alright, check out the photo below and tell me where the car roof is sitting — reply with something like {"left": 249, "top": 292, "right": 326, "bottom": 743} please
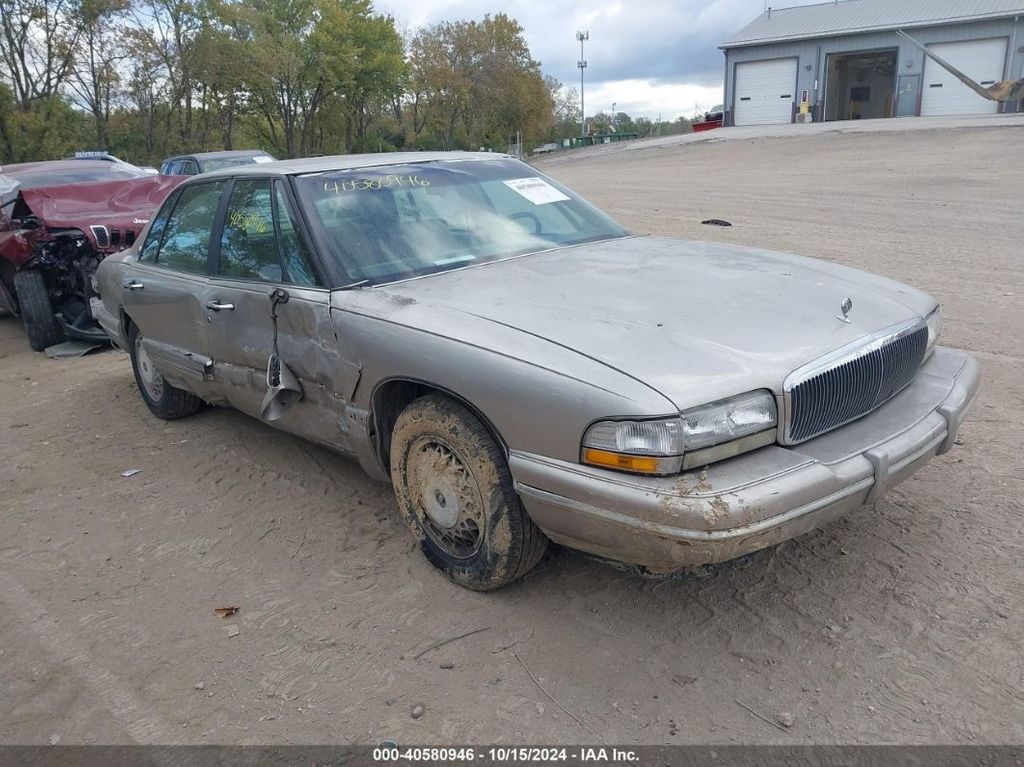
{"left": 194, "top": 151, "right": 512, "bottom": 180}
{"left": 165, "top": 150, "right": 274, "bottom": 162}
{"left": 2, "top": 159, "right": 109, "bottom": 175}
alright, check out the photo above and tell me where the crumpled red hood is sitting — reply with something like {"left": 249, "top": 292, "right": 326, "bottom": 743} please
{"left": 16, "top": 175, "right": 187, "bottom": 251}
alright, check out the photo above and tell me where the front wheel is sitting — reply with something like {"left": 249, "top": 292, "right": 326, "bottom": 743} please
{"left": 13, "top": 269, "right": 64, "bottom": 351}
{"left": 390, "top": 394, "right": 548, "bottom": 590}
{"left": 127, "top": 322, "right": 202, "bottom": 420}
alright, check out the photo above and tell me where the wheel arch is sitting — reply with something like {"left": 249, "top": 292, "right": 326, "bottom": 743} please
{"left": 119, "top": 306, "right": 133, "bottom": 340}
{"left": 370, "top": 377, "right": 509, "bottom": 474}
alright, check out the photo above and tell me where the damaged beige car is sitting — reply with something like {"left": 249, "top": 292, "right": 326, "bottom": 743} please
{"left": 93, "top": 153, "right": 979, "bottom": 590}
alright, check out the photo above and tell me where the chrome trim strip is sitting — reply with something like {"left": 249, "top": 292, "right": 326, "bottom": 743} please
{"left": 682, "top": 428, "right": 777, "bottom": 470}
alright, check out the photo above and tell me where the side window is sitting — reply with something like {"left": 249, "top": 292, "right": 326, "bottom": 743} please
{"left": 182, "top": 160, "right": 200, "bottom": 175}
{"left": 219, "top": 179, "right": 282, "bottom": 282}
{"left": 159, "top": 161, "right": 172, "bottom": 175}
{"left": 138, "top": 191, "right": 179, "bottom": 263}
{"left": 273, "top": 181, "right": 320, "bottom": 287}
{"left": 155, "top": 181, "right": 224, "bottom": 273}
{"left": 165, "top": 160, "right": 184, "bottom": 175}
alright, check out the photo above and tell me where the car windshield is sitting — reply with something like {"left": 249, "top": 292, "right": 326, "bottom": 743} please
{"left": 200, "top": 155, "right": 274, "bottom": 173}
{"left": 293, "top": 158, "right": 629, "bottom": 286}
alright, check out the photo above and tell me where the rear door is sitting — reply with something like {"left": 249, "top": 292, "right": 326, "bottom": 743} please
{"left": 202, "top": 176, "right": 359, "bottom": 450}
{"left": 120, "top": 180, "right": 226, "bottom": 399}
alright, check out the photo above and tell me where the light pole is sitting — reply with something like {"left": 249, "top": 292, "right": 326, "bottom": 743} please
{"left": 576, "top": 31, "right": 588, "bottom": 136}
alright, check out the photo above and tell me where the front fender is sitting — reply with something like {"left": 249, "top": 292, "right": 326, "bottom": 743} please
{"left": 332, "top": 297, "right": 676, "bottom": 467}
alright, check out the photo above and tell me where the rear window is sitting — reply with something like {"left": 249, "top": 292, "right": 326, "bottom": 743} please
{"left": 199, "top": 155, "right": 275, "bottom": 173}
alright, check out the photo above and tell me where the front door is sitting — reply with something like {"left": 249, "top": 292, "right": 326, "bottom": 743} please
{"left": 896, "top": 74, "right": 921, "bottom": 117}
{"left": 121, "top": 180, "right": 226, "bottom": 400}
{"left": 202, "top": 177, "right": 360, "bottom": 451}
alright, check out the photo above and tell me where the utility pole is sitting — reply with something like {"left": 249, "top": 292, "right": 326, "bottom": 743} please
{"left": 576, "top": 31, "right": 589, "bottom": 136}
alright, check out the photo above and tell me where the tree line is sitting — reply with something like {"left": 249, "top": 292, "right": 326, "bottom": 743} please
{"left": 0, "top": 0, "right": 693, "bottom": 165}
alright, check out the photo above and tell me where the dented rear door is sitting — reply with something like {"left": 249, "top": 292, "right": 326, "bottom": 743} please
{"left": 122, "top": 180, "right": 223, "bottom": 397}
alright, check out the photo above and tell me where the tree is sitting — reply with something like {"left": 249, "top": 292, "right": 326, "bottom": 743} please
{"left": 547, "top": 78, "right": 580, "bottom": 139}
{"left": 130, "top": 0, "right": 203, "bottom": 145}
{"left": 0, "top": 0, "right": 83, "bottom": 107}
{"left": 409, "top": 13, "right": 552, "bottom": 151}
{"left": 67, "top": 0, "right": 130, "bottom": 148}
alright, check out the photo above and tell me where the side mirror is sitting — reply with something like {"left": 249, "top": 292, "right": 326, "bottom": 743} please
{"left": 261, "top": 353, "right": 303, "bottom": 421}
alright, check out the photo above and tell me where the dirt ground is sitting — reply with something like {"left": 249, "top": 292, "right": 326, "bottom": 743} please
{"left": 2, "top": 124, "right": 1022, "bottom": 746}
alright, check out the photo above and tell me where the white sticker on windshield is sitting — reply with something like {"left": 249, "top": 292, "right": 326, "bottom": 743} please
{"left": 503, "top": 177, "right": 570, "bottom": 205}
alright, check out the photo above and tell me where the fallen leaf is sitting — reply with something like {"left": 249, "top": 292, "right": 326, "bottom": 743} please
{"left": 214, "top": 606, "right": 240, "bottom": 618}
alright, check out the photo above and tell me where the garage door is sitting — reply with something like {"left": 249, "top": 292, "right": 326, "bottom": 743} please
{"left": 921, "top": 38, "right": 1006, "bottom": 116}
{"left": 734, "top": 58, "right": 797, "bottom": 126}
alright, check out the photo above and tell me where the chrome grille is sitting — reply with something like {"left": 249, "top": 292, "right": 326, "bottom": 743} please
{"left": 784, "top": 320, "right": 928, "bottom": 444}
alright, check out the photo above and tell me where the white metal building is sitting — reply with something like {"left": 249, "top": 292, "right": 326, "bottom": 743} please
{"left": 720, "top": 0, "right": 1024, "bottom": 126}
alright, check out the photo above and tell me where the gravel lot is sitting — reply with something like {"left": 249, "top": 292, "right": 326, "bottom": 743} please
{"left": 1, "top": 123, "right": 1022, "bottom": 746}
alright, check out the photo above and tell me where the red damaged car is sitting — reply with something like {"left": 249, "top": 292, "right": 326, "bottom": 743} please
{"left": 0, "top": 160, "right": 186, "bottom": 350}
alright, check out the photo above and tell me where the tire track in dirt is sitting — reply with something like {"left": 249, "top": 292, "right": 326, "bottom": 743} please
{"left": 0, "top": 569, "right": 179, "bottom": 743}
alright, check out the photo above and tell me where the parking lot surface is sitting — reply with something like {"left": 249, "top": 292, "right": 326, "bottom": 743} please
{"left": 1, "top": 123, "right": 1021, "bottom": 745}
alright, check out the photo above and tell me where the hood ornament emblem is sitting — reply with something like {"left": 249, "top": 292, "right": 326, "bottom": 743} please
{"left": 836, "top": 297, "right": 853, "bottom": 324}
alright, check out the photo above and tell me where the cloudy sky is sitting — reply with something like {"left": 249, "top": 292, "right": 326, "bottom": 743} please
{"left": 376, "top": 0, "right": 825, "bottom": 119}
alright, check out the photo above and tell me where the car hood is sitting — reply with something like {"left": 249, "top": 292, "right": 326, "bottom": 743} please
{"left": 13, "top": 175, "right": 187, "bottom": 252}
{"left": 357, "top": 236, "right": 936, "bottom": 411}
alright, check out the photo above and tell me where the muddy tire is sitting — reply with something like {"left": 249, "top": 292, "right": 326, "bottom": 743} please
{"left": 127, "top": 322, "right": 201, "bottom": 420}
{"left": 390, "top": 394, "right": 548, "bottom": 590}
{"left": 13, "top": 269, "right": 64, "bottom": 351}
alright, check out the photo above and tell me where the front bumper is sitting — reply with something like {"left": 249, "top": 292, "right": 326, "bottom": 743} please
{"left": 90, "top": 297, "right": 127, "bottom": 351}
{"left": 511, "top": 346, "right": 979, "bottom": 572}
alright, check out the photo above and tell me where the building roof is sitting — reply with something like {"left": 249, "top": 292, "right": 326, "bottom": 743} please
{"left": 722, "top": 0, "right": 1024, "bottom": 48}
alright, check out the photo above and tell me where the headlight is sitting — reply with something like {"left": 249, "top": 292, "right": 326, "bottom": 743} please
{"left": 680, "top": 389, "right": 777, "bottom": 454}
{"left": 581, "top": 390, "right": 778, "bottom": 476}
{"left": 581, "top": 418, "right": 683, "bottom": 475}
{"left": 925, "top": 306, "right": 942, "bottom": 356}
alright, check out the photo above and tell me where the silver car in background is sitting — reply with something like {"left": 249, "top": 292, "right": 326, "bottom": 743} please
{"left": 93, "top": 152, "right": 979, "bottom": 590}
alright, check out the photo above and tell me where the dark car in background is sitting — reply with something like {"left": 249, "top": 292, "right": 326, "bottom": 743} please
{"left": 0, "top": 160, "right": 186, "bottom": 350}
{"left": 159, "top": 150, "right": 275, "bottom": 176}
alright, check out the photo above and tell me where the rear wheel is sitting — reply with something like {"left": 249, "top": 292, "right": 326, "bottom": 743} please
{"left": 127, "top": 322, "right": 201, "bottom": 420}
{"left": 13, "top": 269, "right": 63, "bottom": 351}
{"left": 390, "top": 394, "right": 548, "bottom": 590}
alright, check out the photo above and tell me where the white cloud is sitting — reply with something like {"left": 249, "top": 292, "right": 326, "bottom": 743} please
{"left": 376, "top": 0, "right": 826, "bottom": 117}
{"left": 583, "top": 79, "right": 725, "bottom": 120}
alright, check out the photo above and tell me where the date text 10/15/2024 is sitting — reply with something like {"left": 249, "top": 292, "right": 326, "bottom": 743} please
{"left": 372, "top": 747, "right": 640, "bottom": 763}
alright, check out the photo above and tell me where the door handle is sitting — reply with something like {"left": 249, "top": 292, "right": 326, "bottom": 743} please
{"left": 123, "top": 279, "right": 144, "bottom": 291}
{"left": 205, "top": 300, "right": 235, "bottom": 311}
